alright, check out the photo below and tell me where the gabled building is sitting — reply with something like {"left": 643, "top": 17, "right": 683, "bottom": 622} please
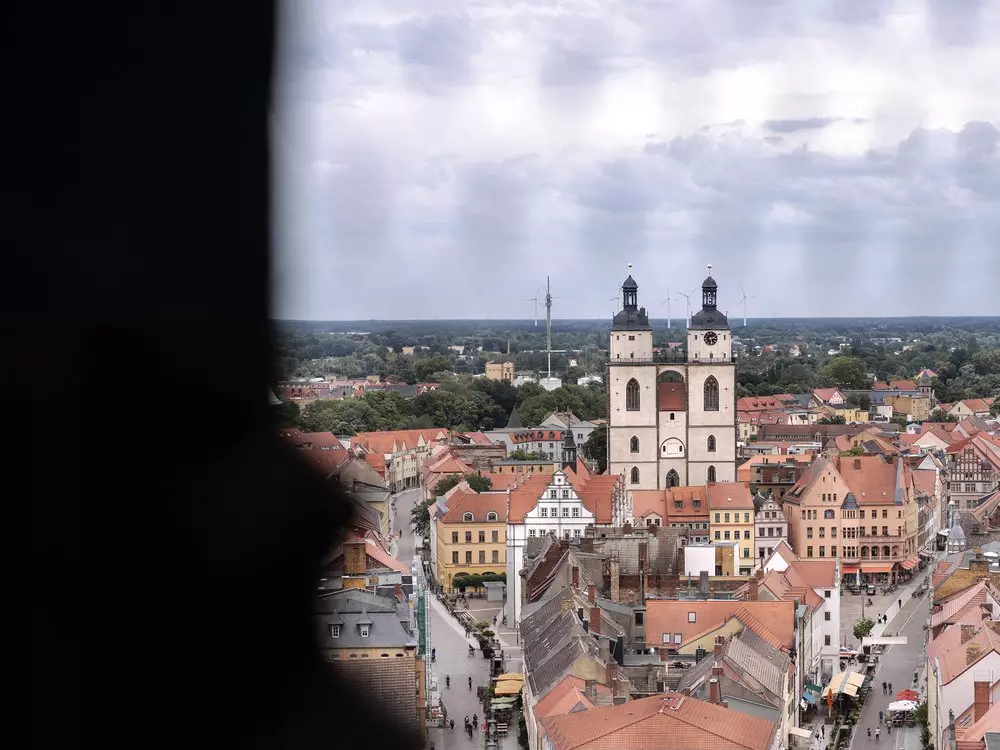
{"left": 754, "top": 493, "right": 789, "bottom": 564}
{"left": 314, "top": 588, "right": 423, "bottom": 742}
{"left": 352, "top": 429, "right": 449, "bottom": 492}
{"left": 944, "top": 435, "right": 1000, "bottom": 511}
{"left": 432, "top": 481, "right": 507, "bottom": 592}
{"left": 707, "top": 483, "right": 756, "bottom": 575}
{"left": 644, "top": 599, "right": 796, "bottom": 657}
{"left": 632, "top": 484, "right": 710, "bottom": 542}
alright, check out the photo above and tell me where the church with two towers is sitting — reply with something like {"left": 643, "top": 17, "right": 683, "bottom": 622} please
{"left": 606, "top": 266, "right": 737, "bottom": 490}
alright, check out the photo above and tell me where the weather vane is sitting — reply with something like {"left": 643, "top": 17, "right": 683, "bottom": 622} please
{"left": 627, "top": 262, "right": 632, "bottom": 273}
{"left": 708, "top": 263, "right": 712, "bottom": 274}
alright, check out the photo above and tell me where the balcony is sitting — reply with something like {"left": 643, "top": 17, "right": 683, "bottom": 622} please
{"left": 855, "top": 534, "right": 905, "bottom": 546}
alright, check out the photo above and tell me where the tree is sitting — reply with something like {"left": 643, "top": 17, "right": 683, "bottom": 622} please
{"left": 853, "top": 617, "right": 875, "bottom": 641}
{"left": 819, "top": 356, "right": 870, "bottom": 390}
{"left": 410, "top": 499, "right": 433, "bottom": 537}
{"left": 465, "top": 474, "right": 493, "bottom": 493}
{"left": 508, "top": 449, "right": 548, "bottom": 460}
{"left": 818, "top": 415, "right": 846, "bottom": 425}
{"left": 433, "top": 475, "right": 463, "bottom": 496}
{"left": 582, "top": 424, "right": 607, "bottom": 473}
{"left": 991, "top": 398, "right": 1000, "bottom": 418}
{"left": 274, "top": 399, "right": 300, "bottom": 428}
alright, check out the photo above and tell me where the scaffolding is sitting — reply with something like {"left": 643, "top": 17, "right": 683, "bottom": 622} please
{"left": 413, "top": 560, "right": 442, "bottom": 726}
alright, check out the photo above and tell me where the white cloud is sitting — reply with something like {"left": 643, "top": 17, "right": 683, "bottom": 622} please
{"left": 273, "top": 0, "right": 1000, "bottom": 319}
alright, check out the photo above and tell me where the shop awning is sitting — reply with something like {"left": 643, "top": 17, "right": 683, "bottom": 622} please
{"left": 494, "top": 680, "right": 523, "bottom": 696}
{"left": 496, "top": 673, "right": 524, "bottom": 682}
{"left": 823, "top": 670, "right": 866, "bottom": 698}
{"left": 842, "top": 566, "right": 859, "bottom": 575}
{"left": 806, "top": 682, "right": 824, "bottom": 693}
{"left": 859, "top": 562, "right": 894, "bottom": 574}
{"left": 801, "top": 690, "right": 818, "bottom": 704}
{"left": 900, "top": 556, "right": 919, "bottom": 571}
{"left": 919, "top": 550, "right": 935, "bottom": 558}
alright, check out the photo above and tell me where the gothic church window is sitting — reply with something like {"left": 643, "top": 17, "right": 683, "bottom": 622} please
{"left": 630, "top": 466, "right": 640, "bottom": 484}
{"left": 626, "top": 378, "right": 641, "bottom": 411}
{"left": 666, "top": 470, "right": 679, "bottom": 488}
{"left": 630, "top": 436, "right": 640, "bottom": 453}
{"left": 707, "top": 435, "right": 716, "bottom": 452}
{"left": 703, "top": 376, "right": 720, "bottom": 412}
{"left": 707, "top": 465, "right": 717, "bottom": 483}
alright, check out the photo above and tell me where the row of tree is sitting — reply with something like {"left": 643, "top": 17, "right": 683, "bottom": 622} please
{"left": 294, "top": 376, "right": 609, "bottom": 436}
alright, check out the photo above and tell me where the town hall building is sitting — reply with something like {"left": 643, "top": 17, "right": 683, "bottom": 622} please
{"left": 607, "top": 265, "right": 738, "bottom": 490}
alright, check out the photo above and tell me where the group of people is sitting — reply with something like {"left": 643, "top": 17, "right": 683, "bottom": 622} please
{"left": 447, "top": 714, "right": 478, "bottom": 739}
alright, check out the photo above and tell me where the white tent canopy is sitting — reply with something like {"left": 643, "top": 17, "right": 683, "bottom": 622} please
{"left": 887, "top": 700, "right": 918, "bottom": 713}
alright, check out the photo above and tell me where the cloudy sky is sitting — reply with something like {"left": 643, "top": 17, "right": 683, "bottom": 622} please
{"left": 272, "top": 0, "right": 1000, "bottom": 321}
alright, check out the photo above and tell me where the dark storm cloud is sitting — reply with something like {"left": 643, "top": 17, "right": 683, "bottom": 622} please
{"left": 762, "top": 117, "right": 842, "bottom": 133}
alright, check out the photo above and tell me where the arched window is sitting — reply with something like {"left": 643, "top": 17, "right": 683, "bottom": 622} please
{"left": 630, "top": 466, "right": 640, "bottom": 484}
{"left": 824, "top": 509, "right": 835, "bottom": 520}
{"left": 486, "top": 511, "right": 498, "bottom": 522}
{"left": 630, "top": 436, "right": 640, "bottom": 453}
{"left": 670, "top": 412, "right": 675, "bottom": 421}
{"left": 666, "top": 470, "right": 679, "bottom": 488}
{"left": 707, "top": 465, "right": 717, "bottom": 483}
{"left": 625, "top": 379, "right": 641, "bottom": 411}
{"left": 707, "top": 435, "right": 716, "bottom": 452}
{"left": 703, "top": 376, "right": 720, "bottom": 412}
{"left": 463, "top": 512, "right": 474, "bottom": 522}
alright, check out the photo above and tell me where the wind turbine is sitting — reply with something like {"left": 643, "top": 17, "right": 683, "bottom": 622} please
{"left": 676, "top": 289, "right": 695, "bottom": 329}
{"left": 527, "top": 287, "right": 544, "bottom": 326}
{"left": 660, "top": 289, "right": 676, "bottom": 330}
{"left": 738, "top": 286, "right": 757, "bottom": 327}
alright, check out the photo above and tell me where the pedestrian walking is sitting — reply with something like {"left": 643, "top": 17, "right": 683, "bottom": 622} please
{"left": 898, "top": 598, "right": 902, "bottom": 610}
{"left": 867, "top": 727, "right": 872, "bottom": 741}
{"left": 875, "top": 726, "right": 880, "bottom": 743}
{"left": 878, "top": 710, "right": 883, "bottom": 723}
{"left": 888, "top": 682, "right": 892, "bottom": 693}
{"left": 882, "top": 681, "right": 887, "bottom": 695}
{"left": 821, "top": 725, "right": 825, "bottom": 738}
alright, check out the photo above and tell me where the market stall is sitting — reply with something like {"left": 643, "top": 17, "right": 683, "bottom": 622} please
{"left": 886, "top": 700, "right": 918, "bottom": 726}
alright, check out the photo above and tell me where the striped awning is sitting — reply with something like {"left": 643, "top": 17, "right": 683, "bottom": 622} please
{"left": 900, "top": 556, "right": 920, "bottom": 570}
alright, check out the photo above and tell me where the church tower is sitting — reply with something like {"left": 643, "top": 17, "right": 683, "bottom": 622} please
{"left": 607, "top": 265, "right": 658, "bottom": 489}
{"left": 685, "top": 265, "right": 737, "bottom": 485}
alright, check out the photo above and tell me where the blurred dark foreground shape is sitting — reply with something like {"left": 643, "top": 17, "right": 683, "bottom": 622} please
{"left": 11, "top": 1, "right": 422, "bottom": 748}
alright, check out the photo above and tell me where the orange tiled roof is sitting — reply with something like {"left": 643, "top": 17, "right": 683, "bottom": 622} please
{"left": 540, "top": 692, "right": 776, "bottom": 750}
{"left": 534, "top": 674, "right": 608, "bottom": 734}
{"left": 873, "top": 380, "right": 918, "bottom": 391}
{"left": 507, "top": 475, "right": 556, "bottom": 523}
{"left": 300, "top": 448, "right": 351, "bottom": 477}
{"left": 706, "top": 482, "right": 755, "bottom": 510}
{"left": 835, "top": 455, "right": 903, "bottom": 505}
{"left": 657, "top": 382, "right": 686, "bottom": 411}
{"left": 929, "top": 623, "right": 1000, "bottom": 684}
{"left": 736, "top": 397, "right": 787, "bottom": 412}
{"left": 645, "top": 600, "right": 796, "bottom": 652}
{"left": 440, "top": 485, "right": 507, "bottom": 524}
{"left": 634, "top": 485, "right": 708, "bottom": 522}
{"left": 352, "top": 428, "right": 448, "bottom": 455}
{"left": 812, "top": 388, "right": 841, "bottom": 402}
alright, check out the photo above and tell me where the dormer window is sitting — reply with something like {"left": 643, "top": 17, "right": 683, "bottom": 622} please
{"left": 330, "top": 624, "right": 341, "bottom": 638}
{"left": 360, "top": 625, "right": 370, "bottom": 638}
{"left": 487, "top": 512, "right": 498, "bottom": 521}
{"left": 463, "top": 512, "right": 474, "bottom": 522}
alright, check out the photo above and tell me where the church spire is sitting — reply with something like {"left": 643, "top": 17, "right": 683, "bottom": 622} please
{"left": 611, "top": 263, "right": 650, "bottom": 331}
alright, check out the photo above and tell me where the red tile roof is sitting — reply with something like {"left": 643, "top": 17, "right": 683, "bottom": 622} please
{"left": 540, "top": 692, "right": 776, "bottom": 750}
{"left": 352, "top": 429, "right": 448, "bottom": 455}
{"left": 736, "top": 397, "right": 787, "bottom": 412}
{"left": 633, "top": 485, "right": 708, "bottom": 522}
{"left": 645, "top": 600, "right": 796, "bottom": 652}
{"left": 657, "top": 382, "right": 687, "bottom": 411}
{"left": 440, "top": 485, "right": 507, "bottom": 524}
{"left": 873, "top": 380, "right": 918, "bottom": 391}
{"left": 706, "top": 482, "right": 755, "bottom": 510}
{"left": 812, "top": 388, "right": 841, "bottom": 403}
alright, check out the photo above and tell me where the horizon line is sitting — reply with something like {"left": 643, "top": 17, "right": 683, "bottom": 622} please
{"left": 274, "top": 314, "right": 1000, "bottom": 324}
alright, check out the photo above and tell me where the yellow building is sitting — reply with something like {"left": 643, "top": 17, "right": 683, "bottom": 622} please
{"left": 706, "top": 483, "right": 756, "bottom": 575}
{"left": 485, "top": 360, "right": 515, "bottom": 382}
{"left": 884, "top": 394, "right": 931, "bottom": 422}
{"left": 823, "top": 404, "right": 869, "bottom": 424}
{"left": 433, "top": 483, "right": 507, "bottom": 591}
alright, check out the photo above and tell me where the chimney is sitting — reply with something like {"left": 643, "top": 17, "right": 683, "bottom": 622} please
{"left": 961, "top": 624, "right": 978, "bottom": 644}
{"left": 584, "top": 679, "right": 597, "bottom": 699}
{"left": 748, "top": 577, "right": 759, "bottom": 601}
{"left": 588, "top": 584, "right": 596, "bottom": 604}
{"left": 580, "top": 537, "right": 594, "bottom": 553}
{"left": 572, "top": 566, "right": 580, "bottom": 590}
{"left": 606, "top": 660, "right": 618, "bottom": 698}
{"left": 948, "top": 710, "right": 956, "bottom": 746}
{"left": 343, "top": 541, "right": 367, "bottom": 576}
{"left": 610, "top": 559, "right": 621, "bottom": 603}
{"left": 624, "top": 522, "right": 633, "bottom": 535}
{"left": 755, "top": 567, "right": 765, "bottom": 581}
{"left": 656, "top": 679, "right": 665, "bottom": 693}
{"left": 708, "top": 677, "right": 721, "bottom": 705}
{"left": 590, "top": 606, "right": 602, "bottom": 635}
{"left": 713, "top": 635, "right": 724, "bottom": 659}
{"left": 974, "top": 680, "right": 990, "bottom": 723}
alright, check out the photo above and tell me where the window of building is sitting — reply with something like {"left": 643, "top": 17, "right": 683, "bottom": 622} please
{"left": 492, "top": 550, "right": 499, "bottom": 563}
{"left": 819, "top": 528, "right": 825, "bottom": 538}
{"left": 724, "top": 531, "right": 731, "bottom": 540}
{"left": 831, "top": 527, "right": 837, "bottom": 538}
{"left": 631, "top": 466, "right": 640, "bottom": 484}
{"left": 491, "top": 530, "right": 499, "bottom": 543}
{"left": 528, "top": 529, "right": 536, "bottom": 537}
{"left": 562, "top": 507, "right": 569, "bottom": 517}
{"left": 724, "top": 513, "right": 730, "bottom": 523}
{"left": 819, "top": 546, "right": 825, "bottom": 557}
{"left": 635, "top": 612, "right": 644, "bottom": 625}
{"left": 573, "top": 529, "right": 581, "bottom": 537}
{"left": 360, "top": 625, "right": 370, "bottom": 638}
{"left": 487, "top": 511, "right": 498, "bottom": 522}
{"left": 807, "top": 546, "right": 813, "bottom": 558}
{"left": 882, "top": 509, "right": 888, "bottom": 519}
{"left": 479, "top": 531, "right": 486, "bottom": 543}
{"left": 451, "top": 532, "right": 459, "bottom": 543}
{"left": 743, "top": 548, "right": 750, "bottom": 558}
{"left": 707, "top": 435, "right": 717, "bottom": 452}
{"left": 825, "top": 611, "right": 831, "bottom": 621}
{"left": 562, "top": 490, "right": 569, "bottom": 499}
{"left": 743, "top": 530, "right": 750, "bottom": 539}
{"left": 693, "top": 499, "right": 701, "bottom": 510}
{"left": 465, "top": 551, "right": 472, "bottom": 564}
{"left": 707, "top": 465, "right": 717, "bottom": 483}
{"left": 824, "top": 509, "right": 835, "bottom": 519}
{"left": 670, "top": 412, "right": 675, "bottom": 421}
{"left": 807, "top": 527, "right": 813, "bottom": 538}
{"left": 630, "top": 436, "right": 640, "bottom": 453}
{"left": 549, "top": 490, "right": 557, "bottom": 499}
{"left": 541, "top": 508, "right": 548, "bottom": 517}
{"left": 703, "top": 376, "right": 720, "bottom": 411}
{"left": 825, "top": 635, "right": 832, "bottom": 646}
{"left": 452, "top": 551, "right": 459, "bottom": 563}
{"left": 831, "top": 546, "right": 837, "bottom": 557}
{"left": 626, "top": 379, "right": 641, "bottom": 411}
{"left": 331, "top": 624, "right": 341, "bottom": 638}
{"left": 759, "top": 527, "right": 765, "bottom": 537}
{"left": 465, "top": 531, "right": 472, "bottom": 543}
{"left": 744, "top": 513, "right": 749, "bottom": 523}
{"left": 572, "top": 507, "right": 580, "bottom": 517}
{"left": 688, "top": 612, "right": 697, "bottom": 623}
{"left": 479, "top": 551, "right": 485, "bottom": 564}
{"left": 714, "top": 531, "right": 721, "bottom": 540}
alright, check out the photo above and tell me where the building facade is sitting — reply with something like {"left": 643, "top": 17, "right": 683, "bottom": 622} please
{"left": 607, "top": 266, "right": 737, "bottom": 491}
{"left": 707, "top": 483, "right": 756, "bottom": 575}
{"left": 432, "top": 484, "right": 507, "bottom": 591}
{"left": 485, "top": 360, "right": 515, "bottom": 382}
{"left": 755, "top": 494, "right": 789, "bottom": 565}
